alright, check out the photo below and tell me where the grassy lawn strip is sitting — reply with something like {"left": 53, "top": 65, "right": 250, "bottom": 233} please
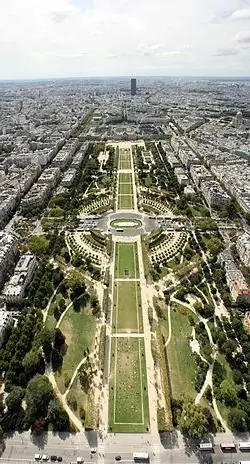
{"left": 119, "top": 156, "right": 131, "bottom": 170}
{"left": 115, "top": 242, "right": 139, "bottom": 278}
{"left": 112, "top": 281, "right": 143, "bottom": 333}
{"left": 55, "top": 303, "right": 96, "bottom": 394}
{"left": 108, "top": 337, "right": 149, "bottom": 432}
{"left": 160, "top": 303, "right": 197, "bottom": 399}
{"left": 119, "top": 172, "right": 132, "bottom": 183}
{"left": 118, "top": 182, "right": 133, "bottom": 195}
{"left": 118, "top": 194, "right": 134, "bottom": 209}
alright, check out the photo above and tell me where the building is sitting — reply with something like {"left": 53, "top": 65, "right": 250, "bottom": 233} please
{"left": 200, "top": 180, "right": 230, "bottom": 210}
{"left": 236, "top": 233, "right": 250, "bottom": 267}
{"left": 61, "top": 168, "right": 77, "bottom": 187}
{"left": 174, "top": 167, "right": 189, "bottom": 186}
{"left": 219, "top": 250, "right": 250, "bottom": 305}
{"left": 0, "top": 307, "right": 13, "bottom": 346}
{"left": 131, "top": 78, "right": 136, "bottom": 96}
{"left": 190, "top": 165, "right": 213, "bottom": 188}
{"left": 3, "top": 254, "right": 36, "bottom": 304}
{"left": 141, "top": 150, "right": 155, "bottom": 170}
{"left": 0, "top": 232, "right": 17, "bottom": 286}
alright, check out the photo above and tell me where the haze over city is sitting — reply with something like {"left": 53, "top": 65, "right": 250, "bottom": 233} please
{"left": 1, "top": 0, "right": 250, "bottom": 79}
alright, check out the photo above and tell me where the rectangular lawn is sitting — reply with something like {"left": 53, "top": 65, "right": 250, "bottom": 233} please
{"left": 112, "top": 281, "right": 143, "bottom": 333}
{"left": 119, "top": 156, "right": 131, "bottom": 170}
{"left": 109, "top": 337, "right": 149, "bottom": 432}
{"left": 119, "top": 173, "right": 132, "bottom": 183}
{"left": 118, "top": 182, "right": 133, "bottom": 195}
{"left": 118, "top": 194, "right": 134, "bottom": 209}
{"left": 115, "top": 242, "right": 139, "bottom": 278}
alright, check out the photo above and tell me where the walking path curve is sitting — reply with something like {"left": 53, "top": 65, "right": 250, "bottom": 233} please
{"left": 47, "top": 371, "right": 84, "bottom": 432}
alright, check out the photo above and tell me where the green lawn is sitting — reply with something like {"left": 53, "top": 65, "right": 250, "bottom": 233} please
{"left": 160, "top": 303, "right": 197, "bottom": 399}
{"left": 119, "top": 173, "right": 132, "bottom": 183}
{"left": 113, "top": 281, "right": 143, "bottom": 333}
{"left": 108, "top": 337, "right": 149, "bottom": 432}
{"left": 115, "top": 242, "right": 139, "bottom": 278}
{"left": 55, "top": 304, "right": 96, "bottom": 393}
{"left": 45, "top": 293, "right": 71, "bottom": 331}
{"left": 118, "top": 194, "right": 134, "bottom": 209}
{"left": 119, "top": 156, "right": 131, "bottom": 170}
{"left": 118, "top": 182, "right": 133, "bottom": 195}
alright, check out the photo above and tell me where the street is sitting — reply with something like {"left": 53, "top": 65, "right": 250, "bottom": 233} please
{"left": 1, "top": 432, "right": 250, "bottom": 464}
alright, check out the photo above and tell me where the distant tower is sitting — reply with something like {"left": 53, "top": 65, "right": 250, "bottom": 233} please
{"left": 131, "top": 78, "right": 136, "bottom": 96}
{"left": 235, "top": 110, "right": 243, "bottom": 129}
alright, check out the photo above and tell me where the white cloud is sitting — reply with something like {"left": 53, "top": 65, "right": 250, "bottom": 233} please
{"left": 0, "top": 0, "right": 249, "bottom": 78}
{"left": 230, "top": 8, "right": 250, "bottom": 19}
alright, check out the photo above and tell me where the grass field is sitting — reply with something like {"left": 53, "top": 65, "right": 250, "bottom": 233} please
{"left": 115, "top": 242, "right": 139, "bottom": 278}
{"left": 160, "top": 303, "right": 197, "bottom": 399}
{"left": 118, "top": 194, "right": 134, "bottom": 209}
{"left": 108, "top": 337, "right": 149, "bottom": 432}
{"left": 55, "top": 304, "right": 96, "bottom": 394}
{"left": 119, "top": 172, "right": 132, "bottom": 183}
{"left": 112, "top": 281, "right": 143, "bottom": 333}
{"left": 118, "top": 182, "right": 133, "bottom": 195}
{"left": 67, "top": 375, "right": 95, "bottom": 428}
{"left": 118, "top": 156, "right": 132, "bottom": 170}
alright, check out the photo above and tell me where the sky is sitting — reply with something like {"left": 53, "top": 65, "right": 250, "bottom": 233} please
{"left": 0, "top": 0, "right": 250, "bottom": 79}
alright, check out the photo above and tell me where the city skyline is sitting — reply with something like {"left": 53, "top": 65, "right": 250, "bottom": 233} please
{"left": 0, "top": 0, "right": 250, "bottom": 79}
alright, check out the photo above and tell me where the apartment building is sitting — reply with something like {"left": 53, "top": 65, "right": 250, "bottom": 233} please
{"left": 219, "top": 250, "right": 250, "bottom": 305}
{"left": 174, "top": 167, "right": 189, "bottom": 186}
{"left": 190, "top": 165, "right": 213, "bottom": 188}
{"left": 61, "top": 168, "right": 77, "bottom": 187}
{"left": 0, "top": 307, "right": 13, "bottom": 346}
{"left": 200, "top": 180, "right": 230, "bottom": 210}
{"left": 236, "top": 233, "right": 250, "bottom": 267}
{"left": 0, "top": 232, "right": 17, "bottom": 286}
{"left": 3, "top": 253, "right": 36, "bottom": 304}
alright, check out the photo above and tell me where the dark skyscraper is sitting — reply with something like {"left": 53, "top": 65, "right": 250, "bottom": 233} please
{"left": 131, "top": 78, "right": 136, "bottom": 96}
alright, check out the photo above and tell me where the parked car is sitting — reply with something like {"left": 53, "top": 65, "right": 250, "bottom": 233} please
{"left": 50, "top": 457, "right": 57, "bottom": 462}
{"left": 57, "top": 458, "right": 63, "bottom": 462}
{"left": 34, "top": 454, "right": 42, "bottom": 461}
{"left": 42, "top": 456, "right": 50, "bottom": 461}
{"left": 77, "top": 458, "right": 84, "bottom": 464}
{"left": 115, "top": 456, "right": 121, "bottom": 461}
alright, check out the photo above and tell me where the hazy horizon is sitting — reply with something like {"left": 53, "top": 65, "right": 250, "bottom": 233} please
{"left": 0, "top": 0, "right": 250, "bottom": 80}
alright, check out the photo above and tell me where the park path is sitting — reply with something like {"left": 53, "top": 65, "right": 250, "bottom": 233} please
{"left": 43, "top": 283, "right": 61, "bottom": 323}
{"left": 56, "top": 300, "right": 73, "bottom": 328}
{"left": 164, "top": 303, "right": 172, "bottom": 348}
{"left": 63, "top": 356, "right": 87, "bottom": 398}
{"left": 47, "top": 371, "right": 84, "bottom": 432}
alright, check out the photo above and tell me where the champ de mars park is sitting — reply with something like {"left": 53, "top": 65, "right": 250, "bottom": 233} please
{"left": 1, "top": 138, "right": 250, "bottom": 464}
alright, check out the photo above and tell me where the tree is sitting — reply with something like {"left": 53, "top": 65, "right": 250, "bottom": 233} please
{"left": 6, "top": 387, "right": 24, "bottom": 411}
{"left": 28, "top": 235, "right": 50, "bottom": 255}
{"left": 67, "top": 269, "right": 86, "bottom": 298}
{"left": 39, "top": 328, "right": 54, "bottom": 362}
{"left": 22, "top": 349, "right": 44, "bottom": 376}
{"left": 219, "top": 379, "right": 237, "bottom": 406}
{"left": 179, "top": 400, "right": 208, "bottom": 439}
{"left": 47, "top": 398, "right": 70, "bottom": 432}
{"left": 228, "top": 408, "right": 248, "bottom": 432}
{"left": 25, "top": 375, "right": 54, "bottom": 426}
{"left": 54, "top": 328, "right": 65, "bottom": 349}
